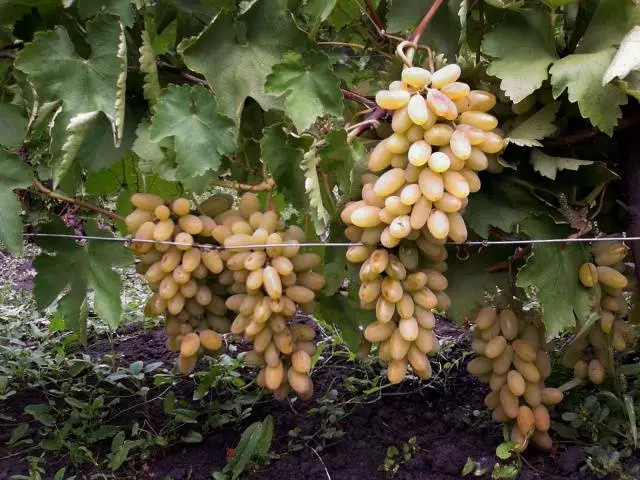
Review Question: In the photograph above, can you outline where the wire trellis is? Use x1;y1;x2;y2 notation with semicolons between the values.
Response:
21;232;640;251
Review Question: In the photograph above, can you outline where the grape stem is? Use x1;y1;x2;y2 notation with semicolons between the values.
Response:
410;0;446;44
363;0;386;37
32;179;125;222
341;89;376;108
543;114;640;147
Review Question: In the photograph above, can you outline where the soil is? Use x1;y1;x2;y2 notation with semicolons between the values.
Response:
1;318;637;480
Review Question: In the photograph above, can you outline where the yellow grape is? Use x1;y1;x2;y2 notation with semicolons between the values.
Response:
449;130;472;160
153;219;175;242
351;205;382;228
125;209;155;233
364;321;394;342
195;285;212;306
455;124;486;145
181;248;201;272
448;212;467;243
368;139;393;171
131;193;164;212
231;220;253;235
379;207;396;224
153;204;170;221
238;192;260;218
410;196;432;230
391;154;409;168
374;168;405;197
291;253;321;271
386;133;411;154
172;198;191;216
389;215;412;239
407;94;430;125
400;184;421;206
458;168;481;193
406;125;425;143
408;140;431;166
430;64;461;88
426;89;457;119
458;111;499;131
427;151;451;173
381;277;403;303
392;106;413;134
478;132;505;154
440;81;470;100
597;266;628;289
401;67;431;88
434;192;462;213
376;89;411;110
387;359;408;384
418;169;444;201
427;209;449;240
388;80;405;91
173;232;193;251
362;183;385;208
179;215;203;235
467;90;496;112
202;250;223;274
443;171;470;198
465;147;488;171
413;287;438;310
346;245;373;263
424;123;453;146
361;226;384;244
438;146;465;171
404;163;420;183
399;316;419;341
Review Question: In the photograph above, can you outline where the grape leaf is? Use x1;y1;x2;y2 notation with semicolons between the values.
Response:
550;48;627;135
619;71;640;100
15;15;127;185
576;0;635;54
0;102;27;148
304;0;338;26
260;125;311;212
322;223;348;297
603;26;640;84
33;220;132;343
328;0;360;30
148;85;236;180
481;13;557;103
140;28;161;105
318;130;366;198
386;0;461;58
515;215;591;340
0;149;32;254
506;103;560;147
265;51;344;132
301;147;330;233
179;0;308;124
463;180;537;238
316;292;374;352
530;150;593;180
444;246;511;324
75;0;135;26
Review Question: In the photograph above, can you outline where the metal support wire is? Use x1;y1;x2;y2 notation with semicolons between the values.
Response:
20;232;640;250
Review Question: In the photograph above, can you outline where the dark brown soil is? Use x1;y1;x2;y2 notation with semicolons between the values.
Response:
0;319;636;480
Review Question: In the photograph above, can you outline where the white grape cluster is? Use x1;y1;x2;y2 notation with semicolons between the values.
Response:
127;193;325;399
467;307;562;451
564;241;637;384
342;63;505;384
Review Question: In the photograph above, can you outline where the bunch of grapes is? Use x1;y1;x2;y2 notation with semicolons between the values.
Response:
342;62;505;383
126;192;326;399
467;307;563;451
126;193;232;374
563;241;636;383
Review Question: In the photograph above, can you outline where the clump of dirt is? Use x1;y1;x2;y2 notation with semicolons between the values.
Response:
0;250;36;291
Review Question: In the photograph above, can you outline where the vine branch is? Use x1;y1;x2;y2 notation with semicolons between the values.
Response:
409;0;445;44
543;114;640;147
32;179;125;222
363;0;385;36
211;177;275;192
156;60;207;86
341;89;376;108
